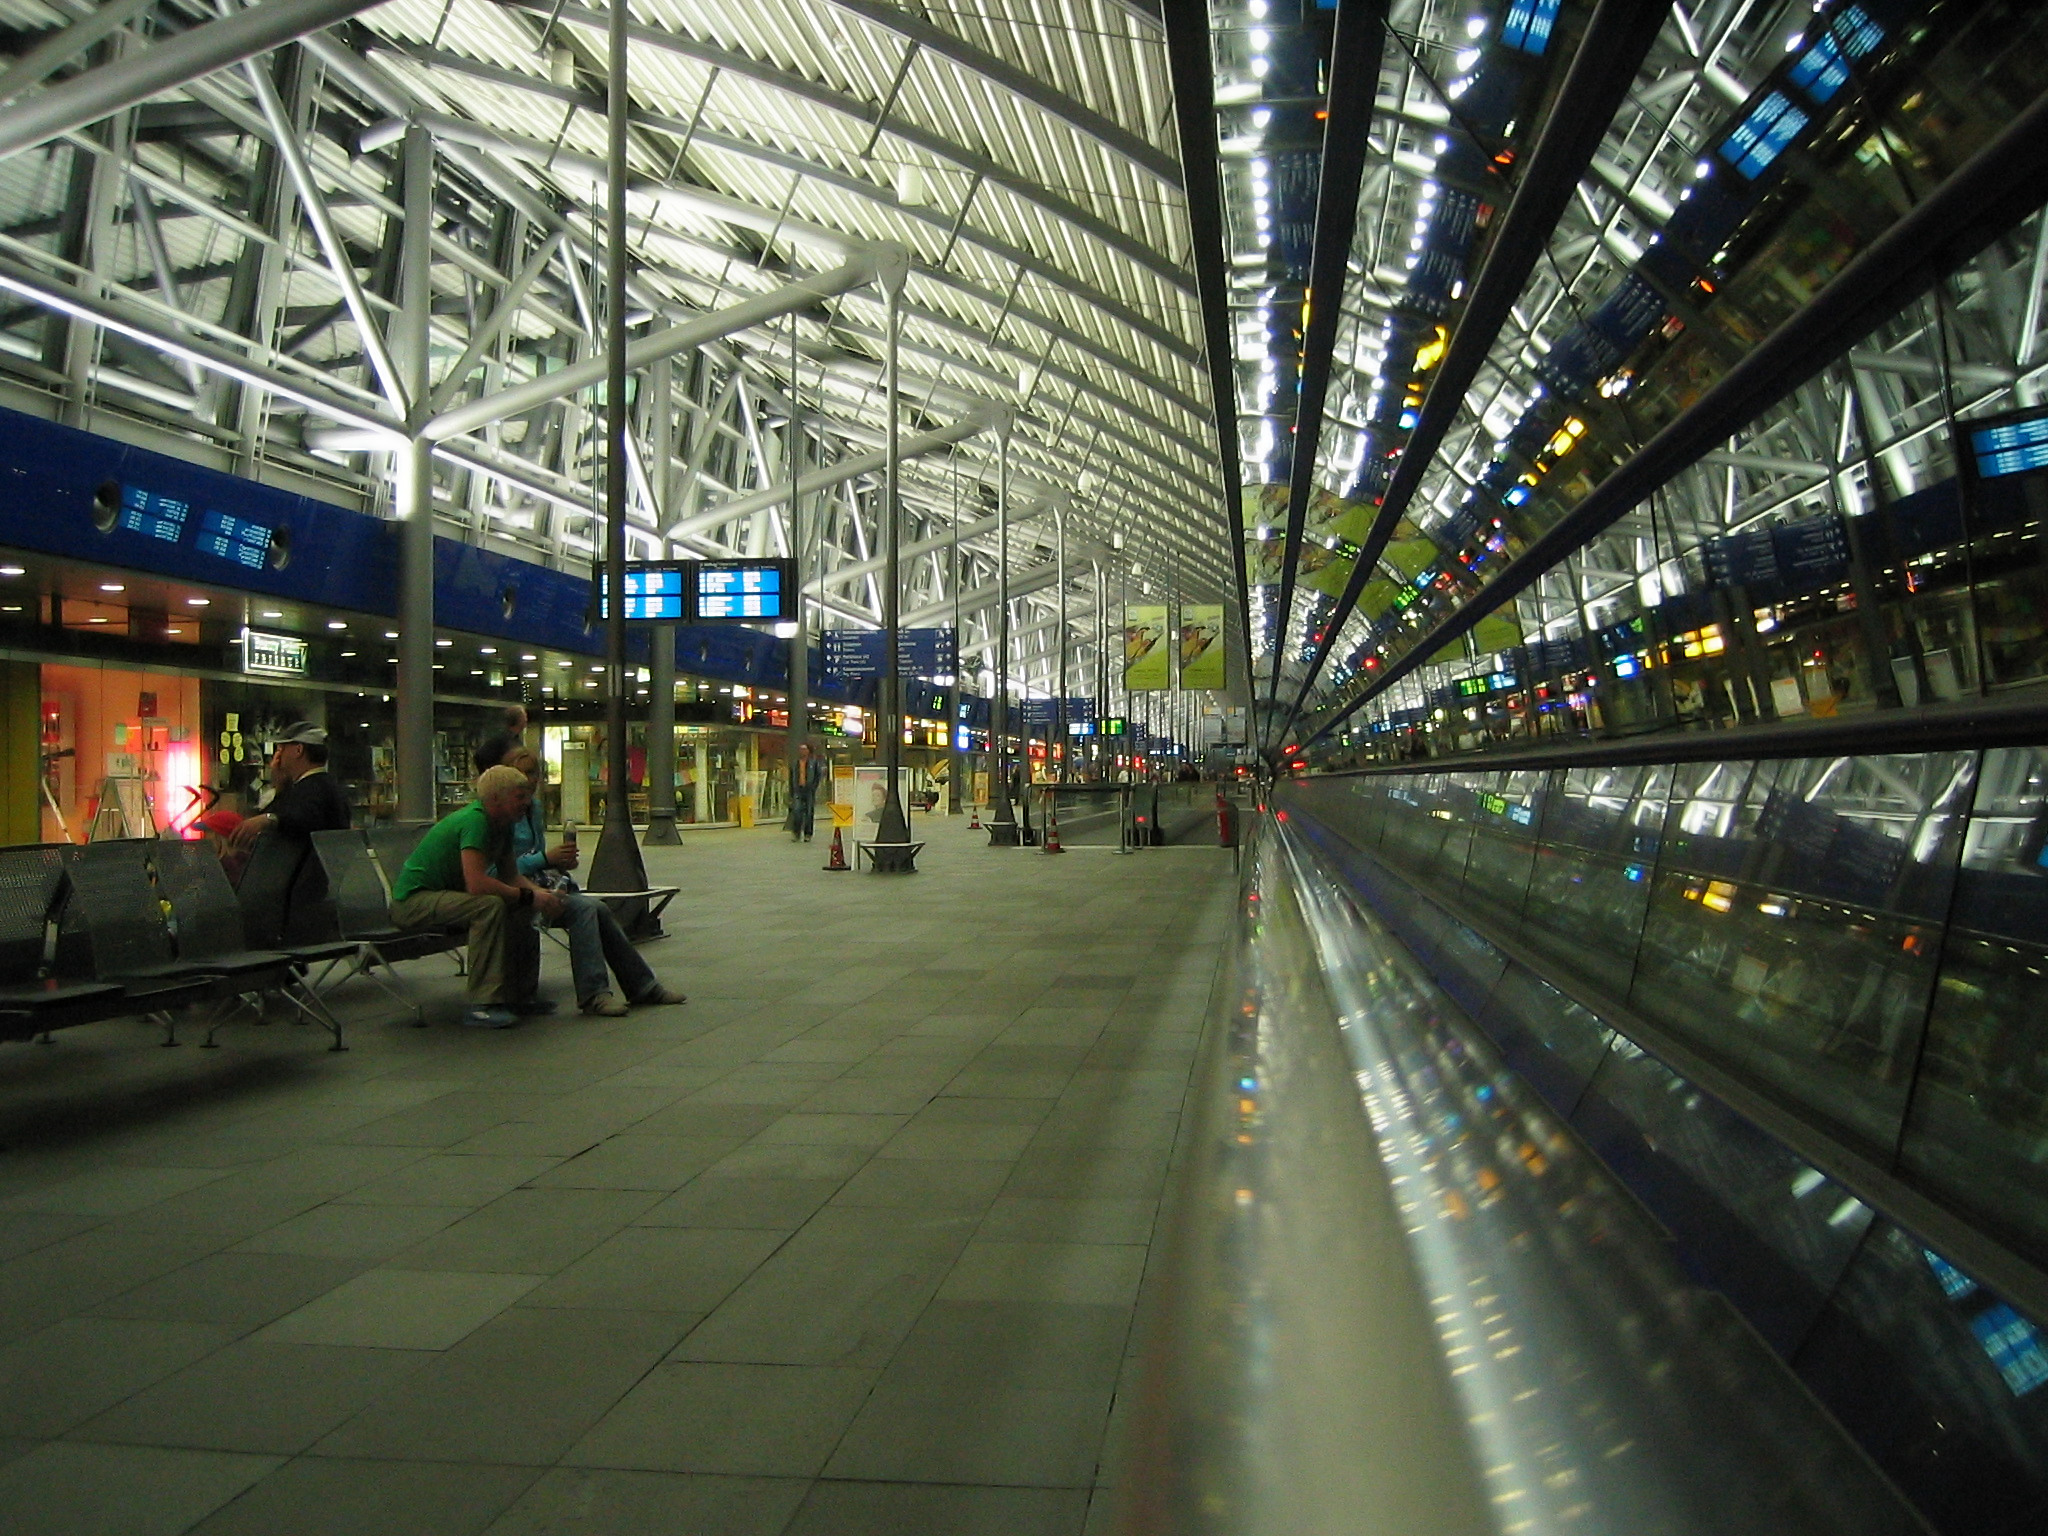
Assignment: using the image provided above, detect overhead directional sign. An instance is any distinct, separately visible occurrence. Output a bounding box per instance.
[821,628,957,680]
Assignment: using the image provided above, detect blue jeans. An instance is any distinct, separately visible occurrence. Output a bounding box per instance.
[552,891,659,1005]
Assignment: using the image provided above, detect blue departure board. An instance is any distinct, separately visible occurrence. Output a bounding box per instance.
[695,560,790,621]
[119,485,191,543]
[1499,0,1560,55]
[1968,413,2048,479]
[1718,91,1809,179]
[193,508,273,568]
[599,564,688,620]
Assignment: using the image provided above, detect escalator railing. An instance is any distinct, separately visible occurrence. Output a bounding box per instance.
[1114,807,1926,1535]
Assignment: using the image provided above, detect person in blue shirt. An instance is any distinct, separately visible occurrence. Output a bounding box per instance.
[489,741,684,1017]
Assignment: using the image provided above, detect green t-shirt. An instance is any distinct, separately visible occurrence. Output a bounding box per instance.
[392,801,510,902]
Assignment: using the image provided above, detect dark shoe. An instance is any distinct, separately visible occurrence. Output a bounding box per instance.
[462,1006,518,1029]
[510,997,558,1016]
[632,985,687,1007]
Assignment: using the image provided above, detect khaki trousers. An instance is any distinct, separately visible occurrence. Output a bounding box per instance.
[389,890,533,1006]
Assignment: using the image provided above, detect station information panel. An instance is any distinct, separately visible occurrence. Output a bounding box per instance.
[598,558,794,623]
[695,559,793,621]
[598,562,690,621]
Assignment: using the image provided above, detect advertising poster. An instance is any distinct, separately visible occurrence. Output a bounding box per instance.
[852,766,915,827]
[1125,604,1170,691]
[1179,604,1225,690]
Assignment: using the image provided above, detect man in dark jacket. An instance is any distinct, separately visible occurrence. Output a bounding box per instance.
[229,722,352,933]
[233,722,353,846]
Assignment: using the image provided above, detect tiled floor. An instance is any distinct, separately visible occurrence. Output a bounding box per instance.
[0,820,1234,1534]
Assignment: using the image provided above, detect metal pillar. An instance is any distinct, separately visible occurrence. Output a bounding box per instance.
[871,255,915,868]
[1094,561,1106,780]
[988,422,1021,844]
[645,624,680,842]
[785,324,809,797]
[946,459,963,814]
[588,0,653,902]
[1054,502,1068,782]
[395,126,435,823]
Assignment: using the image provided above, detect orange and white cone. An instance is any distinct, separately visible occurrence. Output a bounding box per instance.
[824,826,850,871]
[1042,793,1064,854]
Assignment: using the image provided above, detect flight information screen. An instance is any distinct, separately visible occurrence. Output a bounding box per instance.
[193,509,274,568]
[600,564,689,620]
[118,486,192,543]
[1967,410,2048,480]
[694,560,791,621]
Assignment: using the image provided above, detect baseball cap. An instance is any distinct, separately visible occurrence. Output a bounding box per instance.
[274,722,327,747]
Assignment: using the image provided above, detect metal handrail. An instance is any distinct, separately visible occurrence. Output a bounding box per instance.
[1112,809,1924,1536]
[1314,691,2048,778]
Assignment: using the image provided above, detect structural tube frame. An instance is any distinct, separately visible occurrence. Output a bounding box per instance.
[0,0,389,163]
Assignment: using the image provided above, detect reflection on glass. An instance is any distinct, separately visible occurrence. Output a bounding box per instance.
[1629,754,1972,1156]
[1518,763,1669,998]
[1798,1222,2048,1531]
[1902,745,2048,1266]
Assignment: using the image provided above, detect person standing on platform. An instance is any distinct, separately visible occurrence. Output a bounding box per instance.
[388,764,564,1029]
[786,741,825,842]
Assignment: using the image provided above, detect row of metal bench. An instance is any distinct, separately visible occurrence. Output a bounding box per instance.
[0,825,471,1053]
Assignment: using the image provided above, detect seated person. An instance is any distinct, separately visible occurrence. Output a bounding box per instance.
[233,723,353,844]
[497,744,684,1018]
[472,702,530,777]
[230,722,354,934]
[387,764,564,1029]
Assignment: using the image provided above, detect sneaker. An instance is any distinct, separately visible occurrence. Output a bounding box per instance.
[632,985,687,1007]
[462,1006,518,1029]
[581,992,630,1017]
[510,997,559,1016]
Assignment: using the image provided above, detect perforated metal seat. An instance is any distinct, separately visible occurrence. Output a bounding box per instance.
[0,846,124,1040]
[306,829,461,1026]
[155,841,346,1050]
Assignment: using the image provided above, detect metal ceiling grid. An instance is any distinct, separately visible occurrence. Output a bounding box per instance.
[0,0,1241,651]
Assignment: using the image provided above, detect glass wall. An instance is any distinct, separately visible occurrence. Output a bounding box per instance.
[1283,745,2048,1262]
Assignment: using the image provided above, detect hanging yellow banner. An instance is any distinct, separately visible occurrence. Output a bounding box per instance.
[1125,604,1170,691]
[1179,604,1225,690]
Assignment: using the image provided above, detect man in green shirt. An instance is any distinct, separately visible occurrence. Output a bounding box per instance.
[389,764,566,1028]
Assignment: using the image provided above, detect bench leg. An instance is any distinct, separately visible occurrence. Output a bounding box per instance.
[359,948,427,1027]
[278,977,348,1051]
[155,1010,179,1047]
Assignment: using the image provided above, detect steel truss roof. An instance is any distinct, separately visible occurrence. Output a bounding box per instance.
[0,0,1239,694]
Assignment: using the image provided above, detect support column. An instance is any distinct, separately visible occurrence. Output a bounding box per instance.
[1094,561,1106,780]
[394,125,435,824]
[947,472,963,815]
[987,421,1021,844]
[871,254,915,869]
[1054,503,1068,782]
[784,325,809,792]
[589,0,653,905]
[645,623,679,842]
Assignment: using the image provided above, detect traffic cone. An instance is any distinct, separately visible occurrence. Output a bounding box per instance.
[968,800,981,829]
[1042,793,1064,854]
[823,826,850,871]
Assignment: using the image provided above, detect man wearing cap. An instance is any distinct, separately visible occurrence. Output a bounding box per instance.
[232,722,353,848]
